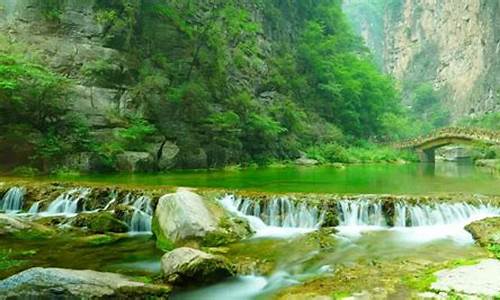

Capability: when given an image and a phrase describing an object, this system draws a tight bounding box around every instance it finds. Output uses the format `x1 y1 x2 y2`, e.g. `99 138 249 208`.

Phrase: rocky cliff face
345 0 500 121
0 0 133 133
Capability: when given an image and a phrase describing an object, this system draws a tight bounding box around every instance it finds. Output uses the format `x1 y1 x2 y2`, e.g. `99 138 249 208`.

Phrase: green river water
35 162 500 195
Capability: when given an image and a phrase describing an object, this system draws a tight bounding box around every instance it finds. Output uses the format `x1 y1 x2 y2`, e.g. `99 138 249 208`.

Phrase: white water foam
41 188 91 217
337 199 500 243
129 196 153 234
0 187 25 213
219 195 323 238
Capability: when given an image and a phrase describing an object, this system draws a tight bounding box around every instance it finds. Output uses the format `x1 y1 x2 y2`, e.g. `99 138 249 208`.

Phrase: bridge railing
392 127 500 149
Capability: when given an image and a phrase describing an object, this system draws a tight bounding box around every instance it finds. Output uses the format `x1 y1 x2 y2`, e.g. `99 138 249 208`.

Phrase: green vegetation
403 258 479 292
460 112 500 131
90 0 405 169
488 244 500 259
306 142 417 164
0 249 24 271
0 36 92 171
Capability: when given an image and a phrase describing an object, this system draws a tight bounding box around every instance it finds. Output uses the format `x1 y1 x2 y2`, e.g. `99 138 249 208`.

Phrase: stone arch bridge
393 127 500 162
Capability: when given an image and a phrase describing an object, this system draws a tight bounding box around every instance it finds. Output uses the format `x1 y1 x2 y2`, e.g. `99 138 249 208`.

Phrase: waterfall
336 199 500 243
394 201 500 227
0 187 25 213
28 202 40 214
129 196 153 234
337 199 386 226
44 188 91 216
219 195 323 238
103 191 118 210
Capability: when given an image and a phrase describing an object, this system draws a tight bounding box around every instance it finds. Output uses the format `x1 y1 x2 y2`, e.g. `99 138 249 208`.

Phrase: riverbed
0 162 499 299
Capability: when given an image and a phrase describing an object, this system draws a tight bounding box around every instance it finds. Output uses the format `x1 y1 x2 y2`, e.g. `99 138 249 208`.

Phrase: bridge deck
394 127 500 150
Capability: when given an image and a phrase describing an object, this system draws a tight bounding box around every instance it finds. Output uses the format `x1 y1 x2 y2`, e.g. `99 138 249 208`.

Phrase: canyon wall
345 0 500 121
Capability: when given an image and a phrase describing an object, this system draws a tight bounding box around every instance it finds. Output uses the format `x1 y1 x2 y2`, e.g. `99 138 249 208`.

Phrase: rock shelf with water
1 180 500 299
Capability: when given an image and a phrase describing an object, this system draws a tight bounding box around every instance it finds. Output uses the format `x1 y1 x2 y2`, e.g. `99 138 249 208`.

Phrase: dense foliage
1 0 412 171
0 37 92 171
94 0 404 167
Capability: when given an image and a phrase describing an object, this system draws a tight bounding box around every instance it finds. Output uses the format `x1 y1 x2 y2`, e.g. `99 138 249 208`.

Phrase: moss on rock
71 211 129 234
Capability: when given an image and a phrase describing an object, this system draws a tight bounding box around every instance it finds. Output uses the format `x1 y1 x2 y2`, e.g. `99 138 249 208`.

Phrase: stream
0 162 499 298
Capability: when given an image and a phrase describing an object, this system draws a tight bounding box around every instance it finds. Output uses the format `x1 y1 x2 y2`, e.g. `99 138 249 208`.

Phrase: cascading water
219 195 324 238
28 202 40 214
44 188 91 216
337 199 500 243
129 196 153 234
394 201 500 227
0 187 25 213
103 191 118 210
337 199 386 227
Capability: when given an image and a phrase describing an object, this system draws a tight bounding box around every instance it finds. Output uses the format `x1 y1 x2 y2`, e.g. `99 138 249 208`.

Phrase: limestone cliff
0 0 134 133
344 0 500 121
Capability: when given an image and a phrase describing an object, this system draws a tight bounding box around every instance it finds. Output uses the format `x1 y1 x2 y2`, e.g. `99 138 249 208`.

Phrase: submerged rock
0 214 53 237
70 211 129 234
431 259 500 297
0 267 171 299
153 189 252 250
465 217 500 247
161 247 234 286
0 214 30 234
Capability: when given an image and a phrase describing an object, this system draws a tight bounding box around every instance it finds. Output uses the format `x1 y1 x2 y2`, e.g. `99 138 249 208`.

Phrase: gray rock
154 189 218 247
144 140 180 171
0 267 171 299
63 152 93 172
161 247 234 285
436 145 471 161
0 214 30 234
158 141 180 171
116 151 155 173
431 259 500 297
295 157 319 166
153 189 252 249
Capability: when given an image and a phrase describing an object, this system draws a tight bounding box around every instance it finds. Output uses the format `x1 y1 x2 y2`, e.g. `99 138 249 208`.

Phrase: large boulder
158 141 180 170
161 247 234 286
0 267 171 299
465 217 500 247
152 189 252 250
144 140 180 171
116 151 155 173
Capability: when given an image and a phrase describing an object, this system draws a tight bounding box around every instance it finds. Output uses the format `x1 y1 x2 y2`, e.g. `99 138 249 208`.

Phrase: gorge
0 0 499 299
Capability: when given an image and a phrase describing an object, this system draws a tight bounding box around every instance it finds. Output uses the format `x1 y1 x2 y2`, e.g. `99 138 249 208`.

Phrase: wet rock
70 211 129 234
295 157 319 166
116 151 155 173
475 159 500 172
431 259 500 297
152 189 252 250
465 217 500 247
0 214 30 234
161 247 234 286
0 267 171 299
158 141 180 171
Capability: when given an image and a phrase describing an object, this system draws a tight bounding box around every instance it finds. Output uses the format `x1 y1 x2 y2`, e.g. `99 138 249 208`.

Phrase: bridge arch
394 127 500 163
